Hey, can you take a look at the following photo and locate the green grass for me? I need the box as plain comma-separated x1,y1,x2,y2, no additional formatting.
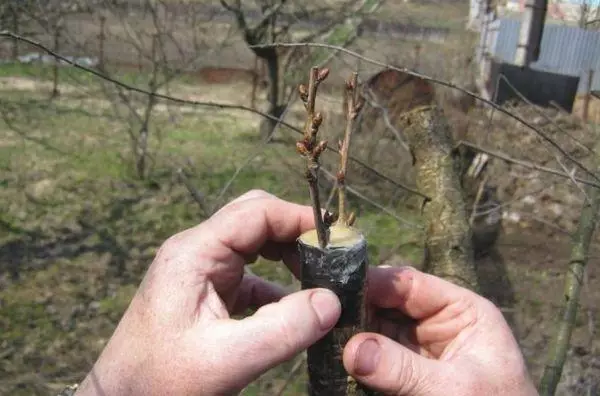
0,61,173,90
0,80,422,395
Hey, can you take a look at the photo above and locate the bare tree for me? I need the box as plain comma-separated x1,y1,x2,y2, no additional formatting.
57,0,232,179
220,0,383,138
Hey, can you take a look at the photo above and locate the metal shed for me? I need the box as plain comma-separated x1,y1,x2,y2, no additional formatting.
488,17,600,94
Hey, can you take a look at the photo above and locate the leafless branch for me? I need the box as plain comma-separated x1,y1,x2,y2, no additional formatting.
176,168,210,216
250,42,600,184
0,30,425,199
320,168,421,229
274,353,306,396
458,141,600,189
211,90,297,212
498,75,593,155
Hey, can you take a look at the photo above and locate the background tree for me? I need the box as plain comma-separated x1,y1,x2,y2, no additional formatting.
220,0,383,138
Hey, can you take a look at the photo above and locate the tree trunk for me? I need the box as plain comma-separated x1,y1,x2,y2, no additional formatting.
402,105,479,292
262,50,280,138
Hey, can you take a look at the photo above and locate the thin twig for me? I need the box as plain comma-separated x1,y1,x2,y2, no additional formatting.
469,175,489,227
274,354,306,396
457,141,600,189
499,75,592,202
0,30,426,200
297,67,330,248
320,168,421,229
211,90,297,212
337,72,360,225
249,42,600,184
499,75,593,155
363,86,411,152
176,168,211,216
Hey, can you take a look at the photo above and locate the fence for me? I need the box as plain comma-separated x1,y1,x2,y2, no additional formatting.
488,17,600,94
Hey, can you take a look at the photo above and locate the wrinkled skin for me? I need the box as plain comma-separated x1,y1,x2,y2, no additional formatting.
76,190,538,396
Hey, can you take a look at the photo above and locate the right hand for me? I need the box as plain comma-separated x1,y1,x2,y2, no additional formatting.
343,266,539,396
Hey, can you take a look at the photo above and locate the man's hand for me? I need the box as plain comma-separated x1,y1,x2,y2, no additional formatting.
343,266,539,396
76,190,341,396
76,189,538,396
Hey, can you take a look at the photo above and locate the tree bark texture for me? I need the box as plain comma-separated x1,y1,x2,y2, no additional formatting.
401,105,479,292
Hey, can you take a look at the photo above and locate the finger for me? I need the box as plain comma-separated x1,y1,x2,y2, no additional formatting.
343,333,448,395
231,274,289,315
217,189,277,213
367,266,479,320
203,289,341,389
208,195,315,254
150,192,314,298
259,241,301,277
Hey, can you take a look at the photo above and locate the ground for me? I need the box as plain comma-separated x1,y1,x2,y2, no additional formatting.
1,5,599,394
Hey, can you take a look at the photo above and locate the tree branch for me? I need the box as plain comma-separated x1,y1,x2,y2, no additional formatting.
539,161,600,395
250,42,600,185
0,30,425,200
457,141,600,189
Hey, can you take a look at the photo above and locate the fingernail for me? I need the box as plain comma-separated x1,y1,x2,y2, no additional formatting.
310,290,341,330
354,339,381,376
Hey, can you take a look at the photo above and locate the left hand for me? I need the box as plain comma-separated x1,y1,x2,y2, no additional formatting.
75,190,342,396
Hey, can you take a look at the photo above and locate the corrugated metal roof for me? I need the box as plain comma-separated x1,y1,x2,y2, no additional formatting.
490,18,600,93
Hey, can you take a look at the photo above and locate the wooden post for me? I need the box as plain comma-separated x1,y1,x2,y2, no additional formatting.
582,69,594,122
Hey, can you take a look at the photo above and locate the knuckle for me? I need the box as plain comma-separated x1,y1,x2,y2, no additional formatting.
157,231,186,258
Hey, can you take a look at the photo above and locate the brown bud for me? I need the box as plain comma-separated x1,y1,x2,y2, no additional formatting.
312,112,323,128
338,139,343,150
353,101,363,115
347,212,356,226
296,141,309,156
298,84,308,101
336,170,345,183
314,140,328,158
317,68,330,82
346,78,355,91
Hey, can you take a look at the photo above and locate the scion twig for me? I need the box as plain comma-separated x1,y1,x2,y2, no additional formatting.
336,72,361,226
296,66,330,248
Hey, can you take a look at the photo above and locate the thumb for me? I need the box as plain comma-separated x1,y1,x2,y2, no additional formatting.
343,333,444,395
210,288,341,388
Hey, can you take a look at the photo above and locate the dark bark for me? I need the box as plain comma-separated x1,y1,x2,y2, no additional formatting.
298,225,375,396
